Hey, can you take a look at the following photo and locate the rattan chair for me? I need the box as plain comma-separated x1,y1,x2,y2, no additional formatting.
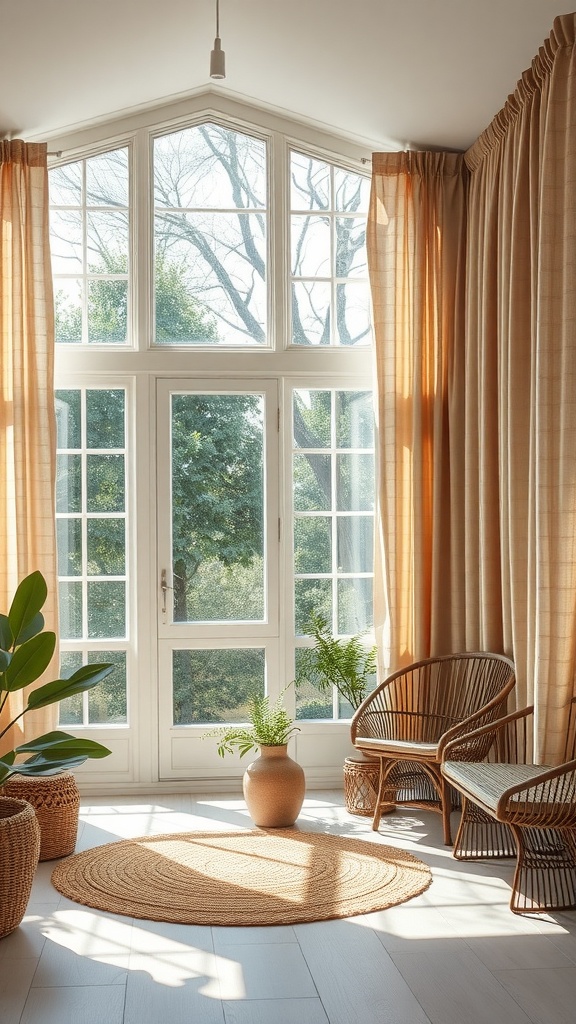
350,652,516,844
441,701,576,914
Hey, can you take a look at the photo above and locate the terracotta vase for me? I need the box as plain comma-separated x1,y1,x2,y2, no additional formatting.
243,744,306,827
0,797,41,939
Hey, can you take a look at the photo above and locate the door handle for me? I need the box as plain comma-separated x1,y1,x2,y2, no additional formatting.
160,569,173,615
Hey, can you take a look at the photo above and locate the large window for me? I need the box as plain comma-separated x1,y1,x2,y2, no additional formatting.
50,102,373,780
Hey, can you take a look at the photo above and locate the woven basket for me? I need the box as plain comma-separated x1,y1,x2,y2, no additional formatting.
2,772,80,861
0,797,41,938
343,756,394,816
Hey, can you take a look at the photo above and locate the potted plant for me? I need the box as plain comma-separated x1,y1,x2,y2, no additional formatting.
206,689,305,828
0,570,113,938
295,614,384,816
295,613,377,713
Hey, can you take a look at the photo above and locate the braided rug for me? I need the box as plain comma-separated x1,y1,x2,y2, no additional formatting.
52,827,432,926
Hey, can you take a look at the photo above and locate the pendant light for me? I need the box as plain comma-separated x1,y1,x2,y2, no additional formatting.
210,0,226,80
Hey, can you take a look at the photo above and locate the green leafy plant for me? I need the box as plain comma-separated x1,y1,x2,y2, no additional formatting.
205,688,300,758
0,570,113,785
295,613,377,712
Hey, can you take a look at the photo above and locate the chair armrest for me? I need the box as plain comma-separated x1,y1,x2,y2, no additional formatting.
441,706,534,763
496,759,576,826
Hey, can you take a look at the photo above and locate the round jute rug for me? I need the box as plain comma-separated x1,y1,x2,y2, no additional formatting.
51,828,431,926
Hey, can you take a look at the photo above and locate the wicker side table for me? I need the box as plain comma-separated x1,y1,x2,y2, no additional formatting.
2,772,80,861
343,756,395,817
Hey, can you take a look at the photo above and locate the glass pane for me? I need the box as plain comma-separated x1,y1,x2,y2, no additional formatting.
55,391,81,449
291,215,330,277
290,152,329,210
88,651,127,724
154,124,266,210
293,454,331,512
87,581,126,638
336,392,374,449
171,393,264,622
335,167,370,213
337,578,373,634
336,282,372,347
337,453,374,511
86,390,125,448
57,518,82,576
291,281,330,345
335,217,367,277
86,149,129,207
172,648,265,725
88,279,128,344
293,390,331,448
294,517,331,574
54,280,83,344
87,455,125,512
337,516,373,573
87,211,129,272
50,210,83,273
294,649,332,720
294,579,331,634
59,581,83,639
56,454,81,513
58,651,84,726
87,519,125,575
49,162,82,206
155,212,266,345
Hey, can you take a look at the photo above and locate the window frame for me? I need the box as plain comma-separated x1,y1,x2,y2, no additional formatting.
50,94,374,783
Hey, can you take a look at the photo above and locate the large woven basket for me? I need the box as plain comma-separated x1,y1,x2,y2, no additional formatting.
0,797,41,938
2,772,80,861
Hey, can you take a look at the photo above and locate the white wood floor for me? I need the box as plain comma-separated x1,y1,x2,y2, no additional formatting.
2,789,576,1024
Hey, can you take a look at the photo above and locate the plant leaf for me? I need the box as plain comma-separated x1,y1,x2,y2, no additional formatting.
0,648,11,674
26,663,114,710
0,614,13,651
16,612,45,645
0,755,17,785
8,571,47,645
6,755,90,777
15,730,111,760
4,631,56,691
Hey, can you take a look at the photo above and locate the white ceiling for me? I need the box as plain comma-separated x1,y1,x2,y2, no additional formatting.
1,0,571,151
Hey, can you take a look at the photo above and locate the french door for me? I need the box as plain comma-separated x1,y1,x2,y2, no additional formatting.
156,378,280,780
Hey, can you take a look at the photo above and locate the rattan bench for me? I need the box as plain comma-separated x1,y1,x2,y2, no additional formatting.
442,704,576,913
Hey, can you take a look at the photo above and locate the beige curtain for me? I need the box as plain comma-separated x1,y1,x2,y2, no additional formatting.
0,140,58,754
367,152,468,671
464,15,576,761
368,14,576,762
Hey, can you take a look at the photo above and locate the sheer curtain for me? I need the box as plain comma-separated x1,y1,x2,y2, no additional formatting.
0,140,58,753
369,14,576,761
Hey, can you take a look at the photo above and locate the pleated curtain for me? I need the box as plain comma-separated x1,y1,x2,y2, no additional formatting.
368,14,576,762
0,140,58,754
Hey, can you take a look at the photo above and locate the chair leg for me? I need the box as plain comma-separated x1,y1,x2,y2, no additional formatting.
371,758,394,831
441,776,453,846
452,796,515,861
508,825,576,914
